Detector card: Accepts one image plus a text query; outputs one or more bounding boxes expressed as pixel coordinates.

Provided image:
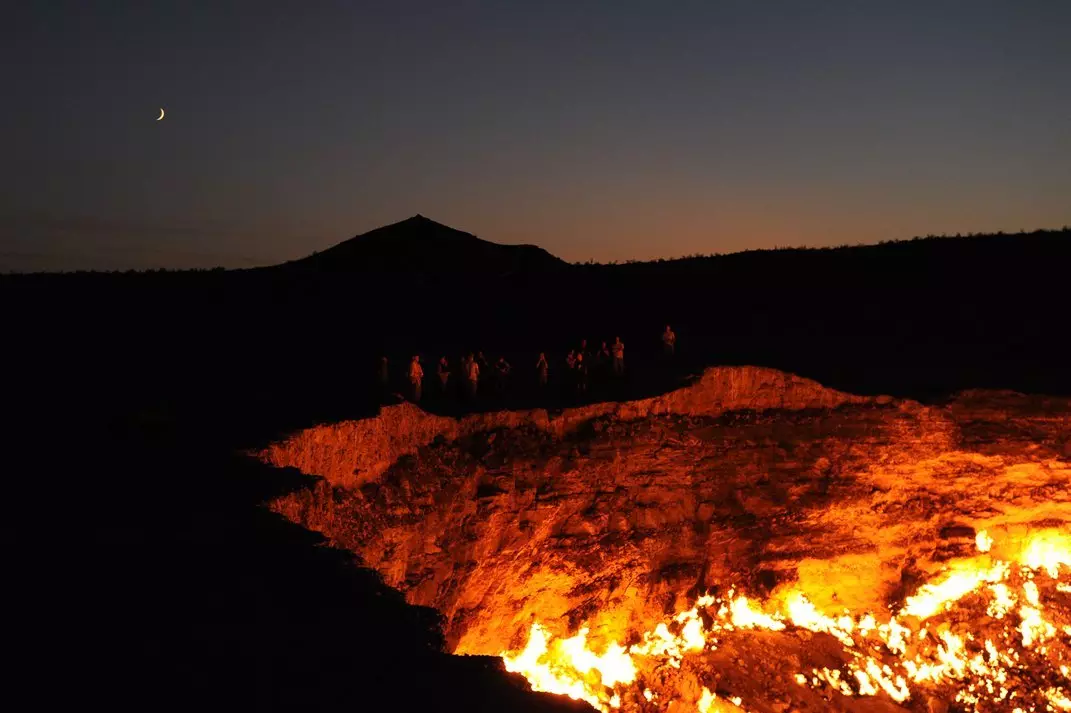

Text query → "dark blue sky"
[2,1,1069,270]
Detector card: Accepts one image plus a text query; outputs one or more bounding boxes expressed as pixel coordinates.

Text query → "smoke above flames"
[501,529,1071,713]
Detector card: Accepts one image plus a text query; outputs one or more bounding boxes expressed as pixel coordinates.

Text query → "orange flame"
[501,529,1071,711]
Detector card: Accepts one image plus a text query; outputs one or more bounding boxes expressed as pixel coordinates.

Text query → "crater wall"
[257,368,1070,658]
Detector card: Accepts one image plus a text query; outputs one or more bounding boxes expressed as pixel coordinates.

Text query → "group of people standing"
[558,337,625,395]
[380,325,677,404]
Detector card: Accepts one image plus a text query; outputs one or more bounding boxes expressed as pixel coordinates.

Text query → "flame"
[500,528,1070,711]
[501,623,636,711]
[697,687,747,712]
[558,628,637,688]
[901,560,1009,619]
[1020,530,1071,578]
[728,594,785,631]
[784,592,856,646]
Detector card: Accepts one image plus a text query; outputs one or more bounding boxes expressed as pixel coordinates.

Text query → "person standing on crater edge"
[408,355,424,403]
[575,351,589,394]
[611,337,625,377]
[437,356,451,396]
[495,356,512,395]
[565,349,578,394]
[457,354,469,399]
[595,341,611,382]
[536,352,549,390]
[377,356,389,397]
[662,324,677,357]
[476,351,490,389]
[466,353,480,400]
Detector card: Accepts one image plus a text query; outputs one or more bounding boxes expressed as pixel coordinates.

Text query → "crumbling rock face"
[258,367,1071,712]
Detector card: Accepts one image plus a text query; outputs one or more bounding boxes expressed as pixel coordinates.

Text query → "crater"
[257,367,1071,712]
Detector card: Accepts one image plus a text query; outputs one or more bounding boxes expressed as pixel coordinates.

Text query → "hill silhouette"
[282,214,568,277]
[7,223,1071,425]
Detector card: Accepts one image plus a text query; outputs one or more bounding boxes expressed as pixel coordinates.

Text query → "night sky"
[3,1,1069,271]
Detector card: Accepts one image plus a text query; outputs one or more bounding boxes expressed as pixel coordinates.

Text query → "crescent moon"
[157,107,165,121]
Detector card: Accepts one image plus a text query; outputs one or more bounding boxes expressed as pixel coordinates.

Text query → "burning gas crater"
[501,529,1071,713]
[259,369,1071,713]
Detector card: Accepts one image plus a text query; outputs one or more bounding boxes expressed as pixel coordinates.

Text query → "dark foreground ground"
[6,222,1069,709]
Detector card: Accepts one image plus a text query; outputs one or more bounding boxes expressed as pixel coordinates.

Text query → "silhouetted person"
[457,354,469,398]
[437,357,451,395]
[408,355,423,402]
[536,352,549,389]
[595,341,610,380]
[495,356,511,395]
[466,353,480,400]
[575,352,589,394]
[378,356,389,394]
[565,349,577,392]
[476,351,490,387]
[611,337,625,376]
[662,324,677,357]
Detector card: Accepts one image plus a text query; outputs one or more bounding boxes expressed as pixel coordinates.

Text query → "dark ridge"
[282,214,568,276]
